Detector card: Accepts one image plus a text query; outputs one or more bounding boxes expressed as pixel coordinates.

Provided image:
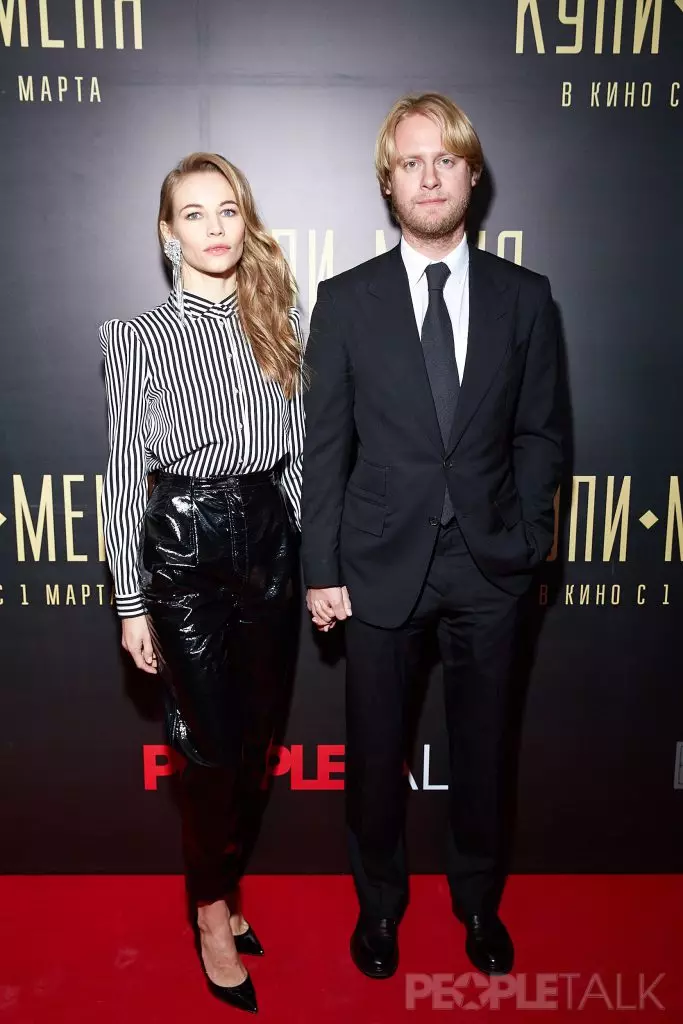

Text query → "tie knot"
[425,262,450,292]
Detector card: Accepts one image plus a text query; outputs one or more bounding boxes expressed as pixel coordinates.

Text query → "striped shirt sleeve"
[280,308,306,530]
[100,319,148,618]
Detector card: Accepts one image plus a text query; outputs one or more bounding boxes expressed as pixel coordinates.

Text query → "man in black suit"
[301,93,563,978]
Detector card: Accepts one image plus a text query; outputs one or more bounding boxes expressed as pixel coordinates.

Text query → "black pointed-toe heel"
[234,925,264,957]
[193,924,259,1013]
[205,971,258,1013]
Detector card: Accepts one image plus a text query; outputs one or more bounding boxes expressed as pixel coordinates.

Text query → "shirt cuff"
[116,592,146,618]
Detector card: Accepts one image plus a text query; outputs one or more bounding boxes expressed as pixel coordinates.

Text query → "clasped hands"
[306,586,353,632]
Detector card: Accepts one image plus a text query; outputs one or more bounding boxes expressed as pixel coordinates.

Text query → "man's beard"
[393,190,471,241]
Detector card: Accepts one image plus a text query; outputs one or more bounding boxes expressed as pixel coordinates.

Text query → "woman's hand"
[121,614,158,674]
[306,586,352,631]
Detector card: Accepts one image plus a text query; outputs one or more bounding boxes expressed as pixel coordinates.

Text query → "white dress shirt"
[400,234,470,382]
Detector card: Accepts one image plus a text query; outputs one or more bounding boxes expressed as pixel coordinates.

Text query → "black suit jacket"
[301,242,564,629]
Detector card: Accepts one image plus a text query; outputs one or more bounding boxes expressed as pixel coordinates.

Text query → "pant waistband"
[156,458,284,491]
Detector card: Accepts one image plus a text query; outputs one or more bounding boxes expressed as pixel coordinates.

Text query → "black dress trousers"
[345,521,521,921]
[139,463,298,904]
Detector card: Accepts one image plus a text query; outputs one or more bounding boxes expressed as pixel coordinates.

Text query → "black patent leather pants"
[139,463,298,904]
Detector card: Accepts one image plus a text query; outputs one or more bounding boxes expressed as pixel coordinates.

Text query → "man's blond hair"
[375,93,484,196]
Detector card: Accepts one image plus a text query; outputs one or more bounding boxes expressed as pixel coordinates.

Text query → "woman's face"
[162,171,246,279]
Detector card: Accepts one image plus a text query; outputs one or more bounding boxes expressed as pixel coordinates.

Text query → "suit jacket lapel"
[446,245,514,454]
[367,245,443,456]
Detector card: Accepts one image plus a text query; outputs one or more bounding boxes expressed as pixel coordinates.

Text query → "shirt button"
[429,517,439,527]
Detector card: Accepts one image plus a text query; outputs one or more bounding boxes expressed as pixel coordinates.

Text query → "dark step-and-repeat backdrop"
[1,1,682,875]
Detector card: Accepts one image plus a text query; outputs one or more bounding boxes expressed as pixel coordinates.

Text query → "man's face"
[386,113,478,240]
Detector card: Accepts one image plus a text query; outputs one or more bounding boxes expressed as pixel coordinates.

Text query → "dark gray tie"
[421,262,460,524]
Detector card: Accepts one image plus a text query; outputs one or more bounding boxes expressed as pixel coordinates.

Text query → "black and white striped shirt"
[100,289,305,618]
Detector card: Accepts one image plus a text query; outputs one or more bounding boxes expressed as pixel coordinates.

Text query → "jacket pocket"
[343,492,386,536]
[349,457,387,497]
[494,489,522,530]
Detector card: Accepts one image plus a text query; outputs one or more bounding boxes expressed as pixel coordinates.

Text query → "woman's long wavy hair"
[158,153,302,399]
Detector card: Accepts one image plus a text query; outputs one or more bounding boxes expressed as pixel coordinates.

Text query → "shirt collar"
[168,288,239,321]
[400,233,469,289]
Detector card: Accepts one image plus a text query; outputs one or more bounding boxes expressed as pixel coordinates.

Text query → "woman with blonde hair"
[100,153,305,1013]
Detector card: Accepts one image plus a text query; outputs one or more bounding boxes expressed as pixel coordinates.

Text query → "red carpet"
[2,875,681,1022]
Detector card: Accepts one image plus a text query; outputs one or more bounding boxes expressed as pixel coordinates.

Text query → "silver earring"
[163,237,184,321]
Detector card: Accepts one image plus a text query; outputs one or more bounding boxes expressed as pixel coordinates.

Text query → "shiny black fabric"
[139,462,298,903]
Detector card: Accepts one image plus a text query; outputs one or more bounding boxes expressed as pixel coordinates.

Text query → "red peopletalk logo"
[143,743,346,791]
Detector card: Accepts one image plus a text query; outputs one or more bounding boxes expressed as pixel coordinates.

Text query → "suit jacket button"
[429,517,439,527]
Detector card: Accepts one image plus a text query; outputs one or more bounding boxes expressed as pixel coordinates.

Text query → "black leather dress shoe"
[464,913,514,976]
[350,916,398,979]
